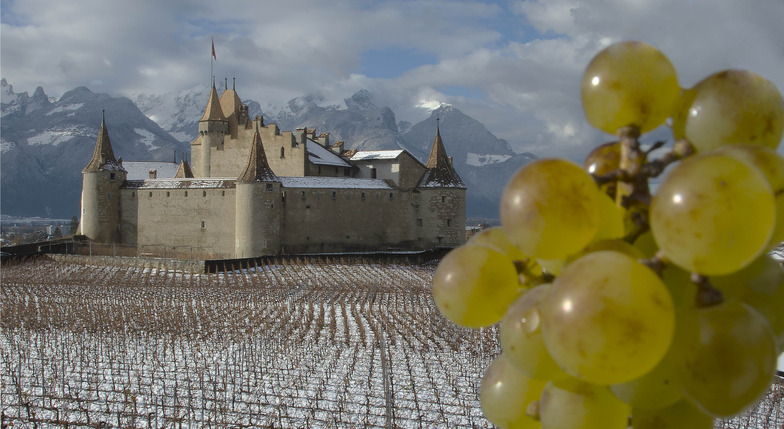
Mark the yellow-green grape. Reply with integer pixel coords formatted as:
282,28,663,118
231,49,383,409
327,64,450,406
712,254,784,348
631,400,714,429
650,152,775,275
500,285,569,382
671,87,697,140
591,193,625,243
632,230,658,258
610,348,682,410
501,159,601,259
469,226,528,262
583,141,621,198
672,300,778,418
717,144,784,247
581,41,680,134
678,69,784,152
480,354,546,429
540,250,675,385
539,378,631,429
432,244,520,328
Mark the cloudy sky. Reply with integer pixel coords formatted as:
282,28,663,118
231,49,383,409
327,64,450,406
2,0,784,160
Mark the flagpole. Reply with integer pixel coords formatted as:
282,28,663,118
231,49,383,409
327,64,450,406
210,37,214,87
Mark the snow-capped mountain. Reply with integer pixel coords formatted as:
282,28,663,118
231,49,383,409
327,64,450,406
1,79,189,218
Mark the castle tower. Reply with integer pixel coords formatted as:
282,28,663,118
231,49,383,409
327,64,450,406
220,78,250,138
234,125,282,258
79,112,127,243
417,119,467,247
196,80,228,177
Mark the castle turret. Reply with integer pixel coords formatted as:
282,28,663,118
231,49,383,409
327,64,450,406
417,119,466,247
196,81,228,177
234,125,282,258
79,112,127,243
173,159,194,178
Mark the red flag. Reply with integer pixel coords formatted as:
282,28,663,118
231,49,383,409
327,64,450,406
211,38,216,60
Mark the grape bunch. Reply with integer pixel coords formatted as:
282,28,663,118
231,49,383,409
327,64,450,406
432,41,784,429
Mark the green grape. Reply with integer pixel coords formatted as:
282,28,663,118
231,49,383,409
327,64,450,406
480,354,546,429
591,193,625,243
539,377,631,429
672,300,778,418
632,400,714,429
469,226,529,262
581,41,680,134
501,159,601,259
678,69,784,152
610,347,682,410
432,243,521,328
650,152,775,275
717,144,784,247
712,254,784,348
583,141,620,198
540,250,675,385
500,285,570,382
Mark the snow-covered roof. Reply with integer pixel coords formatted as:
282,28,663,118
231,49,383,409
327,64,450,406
279,177,392,189
307,140,351,167
123,161,179,181
350,150,404,161
125,178,236,189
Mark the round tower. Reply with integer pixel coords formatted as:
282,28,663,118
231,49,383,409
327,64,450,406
235,125,282,258
80,113,127,243
197,81,228,177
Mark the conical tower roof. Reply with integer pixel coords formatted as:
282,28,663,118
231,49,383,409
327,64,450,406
238,125,279,183
83,112,125,173
418,120,465,188
174,159,194,178
200,82,227,122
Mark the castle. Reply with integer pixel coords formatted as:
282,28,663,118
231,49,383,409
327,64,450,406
78,82,466,259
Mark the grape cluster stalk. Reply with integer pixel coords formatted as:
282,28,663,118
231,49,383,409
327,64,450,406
432,40,784,429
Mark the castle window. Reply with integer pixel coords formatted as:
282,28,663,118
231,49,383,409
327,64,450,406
166,191,170,197
370,168,377,179
446,218,452,227
417,218,422,227
282,192,286,203
318,166,322,175
280,147,285,158
131,192,135,198
437,236,443,244
110,173,116,181
222,191,225,196
344,168,350,177
184,191,188,197
266,183,274,192
203,191,207,197
389,193,394,200
361,192,366,200
200,221,205,229
301,191,306,200
441,196,446,203
332,191,337,200
149,192,152,197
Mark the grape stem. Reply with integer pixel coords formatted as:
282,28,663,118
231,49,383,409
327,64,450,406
514,259,554,286
691,273,724,308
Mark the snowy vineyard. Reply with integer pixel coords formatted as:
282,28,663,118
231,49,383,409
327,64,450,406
1,256,782,428
1,256,497,428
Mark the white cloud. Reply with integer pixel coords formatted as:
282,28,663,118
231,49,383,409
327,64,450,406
2,0,783,161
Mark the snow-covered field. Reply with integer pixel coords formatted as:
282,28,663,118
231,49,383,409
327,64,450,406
1,257,781,428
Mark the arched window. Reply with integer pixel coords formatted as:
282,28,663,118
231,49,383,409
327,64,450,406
280,147,285,158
